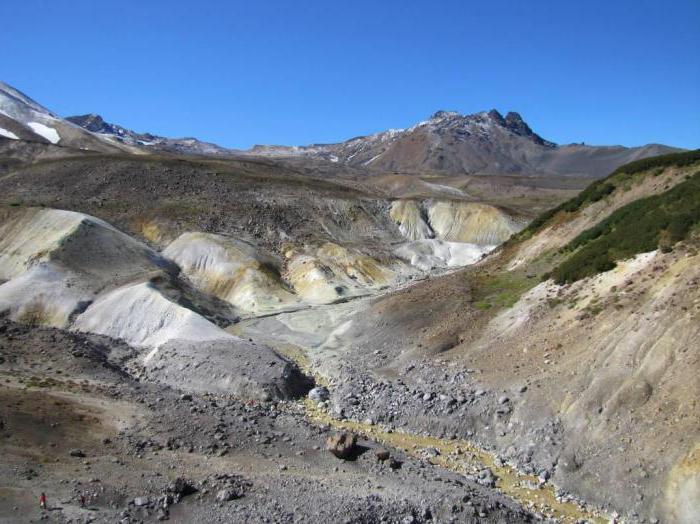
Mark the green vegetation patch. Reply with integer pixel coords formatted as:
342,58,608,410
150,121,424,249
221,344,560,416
471,270,537,311
610,149,700,177
513,149,700,241
551,170,700,284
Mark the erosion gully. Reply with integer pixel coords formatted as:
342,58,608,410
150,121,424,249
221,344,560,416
271,339,609,524
231,268,609,523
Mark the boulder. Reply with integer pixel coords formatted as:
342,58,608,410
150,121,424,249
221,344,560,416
168,477,197,497
375,448,391,461
308,386,330,403
216,488,241,502
477,468,497,487
389,458,403,470
326,432,357,459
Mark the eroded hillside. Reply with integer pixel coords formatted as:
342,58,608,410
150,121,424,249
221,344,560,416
0,146,569,522
1,126,697,522
324,151,700,522
0,149,532,398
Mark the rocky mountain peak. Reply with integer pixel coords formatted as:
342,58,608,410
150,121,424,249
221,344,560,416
505,111,524,124
504,111,531,134
487,109,506,125
430,110,460,120
67,113,109,133
501,111,554,146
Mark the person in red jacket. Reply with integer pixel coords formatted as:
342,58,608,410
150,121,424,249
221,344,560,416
39,492,47,510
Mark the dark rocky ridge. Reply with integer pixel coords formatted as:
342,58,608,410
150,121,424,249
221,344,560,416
66,113,234,156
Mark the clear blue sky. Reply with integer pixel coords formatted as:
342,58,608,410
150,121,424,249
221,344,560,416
2,0,699,149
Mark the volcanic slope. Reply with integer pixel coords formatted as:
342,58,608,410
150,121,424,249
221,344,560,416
0,81,135,154
0,206,313,400
316,150,700,523
248,109,679,177
0,151,531,282
0,315,540,524
0,142,538,399
0,146,568,521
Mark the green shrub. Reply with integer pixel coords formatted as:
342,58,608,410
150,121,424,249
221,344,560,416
551,171,700,283
610,149,700,176
513,149,700,241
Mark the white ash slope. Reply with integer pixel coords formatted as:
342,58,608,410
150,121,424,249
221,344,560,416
163,232,301,315
161,200,523,308
389,200,520,269
0,207,172,327
283,242,398,304
73,280,311,400
0,208,311,399
0,192,529,399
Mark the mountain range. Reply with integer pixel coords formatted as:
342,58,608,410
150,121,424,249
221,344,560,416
0,81,679,178
65,113,234,156
249,109,677,177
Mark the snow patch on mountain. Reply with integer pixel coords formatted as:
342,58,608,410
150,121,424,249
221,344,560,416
27,122,60,144
0,127,19,139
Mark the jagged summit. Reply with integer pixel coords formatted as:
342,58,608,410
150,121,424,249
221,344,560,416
430,110,460,119
248,107,559,172
66,113,114,134
423,108,554,146
249,107,673,176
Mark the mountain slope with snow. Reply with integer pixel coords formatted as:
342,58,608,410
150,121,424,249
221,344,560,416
66,113,237,156
249,109,679,177
0,81,135,154
2,80,679,179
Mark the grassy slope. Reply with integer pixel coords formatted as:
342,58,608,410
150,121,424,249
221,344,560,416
552,170,700,283
501,149,700,284
515,149,700,241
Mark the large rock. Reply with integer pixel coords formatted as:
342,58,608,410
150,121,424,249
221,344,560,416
326,432,357,459
216,488,242,502
133,496,150,507
308,386,330,402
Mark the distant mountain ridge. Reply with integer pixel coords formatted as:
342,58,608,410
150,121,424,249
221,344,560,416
0,80,680,178
66,113,235,156
0,81,131,153
249,109,679,177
